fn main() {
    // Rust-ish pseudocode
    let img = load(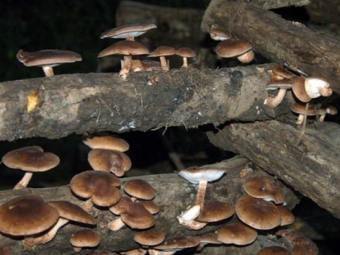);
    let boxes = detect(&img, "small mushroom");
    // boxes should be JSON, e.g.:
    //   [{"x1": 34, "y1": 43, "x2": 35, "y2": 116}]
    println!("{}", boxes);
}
[
  {"x1": 83, "y1": 133, "x2": 129, "y2": 152},
  {"x1": 134, "y1": 229, "x2": 166, "y2": 246},
  {"x1": 70, "y1": 229, "x2": 100, "y2": 252},
  {"x1": 147, "y1": 46, "x2": 176, "y2": 71},
  {"x1": 124, "y1": 179, "x2": 156, "y2": 201},
  {"x1": 176, "y1": 47, "x2": 196, "y2": 68},
  {"x1": 317, "y1": 105, "x2": 338, "y2": 122},
  {"x1": 304, "y1": 76, "x2": 333, "y2": 99},
  {"x1": 100, "y1": 23, "x2": 157, "y2": 41},
  {"x1": 2, "y1": 146, "x2": 60, "y2": 189},
  {"x1": 264, "y1": 79, "x2": 294, "y2": 108},
  {"x1": 291, "y1": 102, "x2": 317, "y2": 125},
  {"x1": 257, "y1": 246, "x2": 293, "y2": 255},
  {"x1": 216, "y1": 221, "x2": 257, "y2": 245},
  {"x1": 209, "y1": 27, "x2": 231, "y2": 41},
  {"x1": 216, "y1": 39, "x2": 254, "y2": 64},
  {"x1": 16, "y1": 49, "x2": 81, "y2": 77}
]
